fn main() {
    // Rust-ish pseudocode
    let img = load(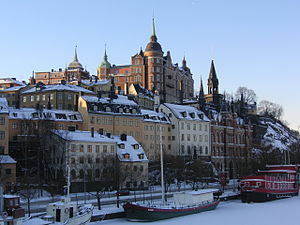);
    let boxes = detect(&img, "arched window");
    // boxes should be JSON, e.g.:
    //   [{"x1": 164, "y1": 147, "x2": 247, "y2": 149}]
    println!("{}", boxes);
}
[
  {"x1": 71, "y1": 170, "x2": 76, "y2": 179},
  {"x1": 95, "y1": 169, "x2": 100, "y2": 178},
  {"x1": 79, "y1": 170, "x2": 84, "y2": 179}
]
